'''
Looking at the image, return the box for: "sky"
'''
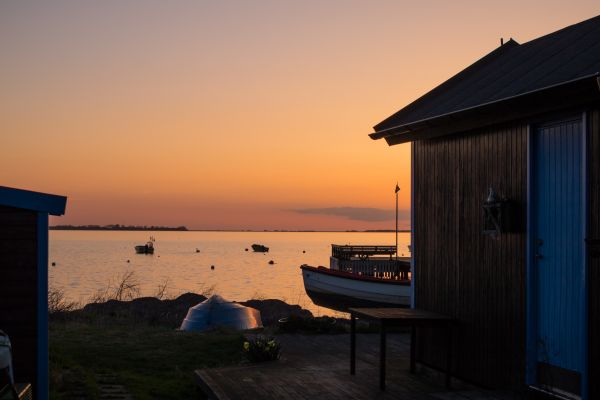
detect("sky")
[1,1,598,230]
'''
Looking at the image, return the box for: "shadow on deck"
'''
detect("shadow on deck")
[195,333,515,400]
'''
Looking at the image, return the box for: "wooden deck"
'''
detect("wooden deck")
[195,333,515,400]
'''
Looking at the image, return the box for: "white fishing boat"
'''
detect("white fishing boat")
[301,244,411,311]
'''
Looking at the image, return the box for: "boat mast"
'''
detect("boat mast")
[395,183,400,260]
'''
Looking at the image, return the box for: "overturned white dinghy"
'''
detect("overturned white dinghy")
[180,294,263,332]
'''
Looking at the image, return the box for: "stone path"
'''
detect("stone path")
[94,373,133,400]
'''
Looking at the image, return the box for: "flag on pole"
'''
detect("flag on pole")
[395,183,400,193]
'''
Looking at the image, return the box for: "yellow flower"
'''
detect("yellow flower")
[243,341,250,351]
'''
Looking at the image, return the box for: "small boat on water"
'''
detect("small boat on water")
[301,244,411,311]
[251,244,269,252]
[135,237,155,254]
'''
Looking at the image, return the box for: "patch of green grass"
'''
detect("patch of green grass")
[50,321,245,399]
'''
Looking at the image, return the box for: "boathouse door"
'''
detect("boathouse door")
[530,116,586,397]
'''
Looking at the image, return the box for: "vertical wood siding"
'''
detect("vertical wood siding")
[0,205,38,391]
[588,107,599,400]
[413,124,528,388]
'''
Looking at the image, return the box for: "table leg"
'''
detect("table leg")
[410,325,416,374]
[350,313,356,375]
[379,322,386,390]
[446,324,453,389]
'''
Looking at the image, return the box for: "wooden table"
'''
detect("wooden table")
[349,307,455,390]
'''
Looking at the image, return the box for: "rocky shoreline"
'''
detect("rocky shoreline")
[51,293,315,328]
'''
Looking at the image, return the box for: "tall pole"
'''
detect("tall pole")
[395,183,400,260]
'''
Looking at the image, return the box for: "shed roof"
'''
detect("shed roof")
[371,15,600,144]
[0,186,67,216]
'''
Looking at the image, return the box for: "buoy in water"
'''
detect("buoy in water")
[268,260,275,265]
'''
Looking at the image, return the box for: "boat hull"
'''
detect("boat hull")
[301,265,410,312]
[135,245,154,254]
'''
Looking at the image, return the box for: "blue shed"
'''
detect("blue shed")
[0,186,67,400]
[370,15,600,399]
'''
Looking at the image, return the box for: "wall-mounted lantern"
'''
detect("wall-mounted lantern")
[483,188,510,238]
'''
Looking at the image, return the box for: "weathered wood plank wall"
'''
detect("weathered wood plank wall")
[588,107,599,400]
[0,205,38,390]
[413,123,528,388]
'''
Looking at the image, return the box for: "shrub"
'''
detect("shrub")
[243,336,280,362]
[48,288,79,314]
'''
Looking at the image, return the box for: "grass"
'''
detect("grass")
[50,320,245,399]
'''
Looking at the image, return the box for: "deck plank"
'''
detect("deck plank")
[195,333,516,399]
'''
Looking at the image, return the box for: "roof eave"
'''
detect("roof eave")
[0,186,67,216]
[372,39,521,133]
[371,73,600,145]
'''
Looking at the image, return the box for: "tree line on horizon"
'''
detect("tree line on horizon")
[50,224,188,231]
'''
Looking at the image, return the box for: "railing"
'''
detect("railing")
[330,256,410,280]
[331,244,397,260]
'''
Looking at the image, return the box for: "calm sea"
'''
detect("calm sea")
[49,231,411,316]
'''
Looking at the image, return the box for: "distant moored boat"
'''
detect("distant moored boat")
[251,244,269,252]
[135,237,155,254]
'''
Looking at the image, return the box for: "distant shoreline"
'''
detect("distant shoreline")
[50,226,411,233]
[50,225,188,231]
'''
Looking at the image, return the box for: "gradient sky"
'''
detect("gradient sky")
[1,1,598,230]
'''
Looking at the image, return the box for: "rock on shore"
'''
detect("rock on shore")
[240,299,312,326]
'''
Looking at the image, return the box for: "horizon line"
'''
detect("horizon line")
[49,226,412,233]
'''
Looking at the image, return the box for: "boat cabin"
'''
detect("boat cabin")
[329,244,410,280]
[331,244,397,260]
[370,15,600,399]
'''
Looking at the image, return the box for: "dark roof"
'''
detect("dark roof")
[372,15,600,143]
[0,186,67,216]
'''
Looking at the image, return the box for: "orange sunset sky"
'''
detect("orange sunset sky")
[1,1,598,230]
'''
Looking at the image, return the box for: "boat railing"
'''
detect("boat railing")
[331,244,397,260]
[330,256,410,280]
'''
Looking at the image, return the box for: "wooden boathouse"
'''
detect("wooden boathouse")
[370,16,600,399]
[0,186,67,399]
